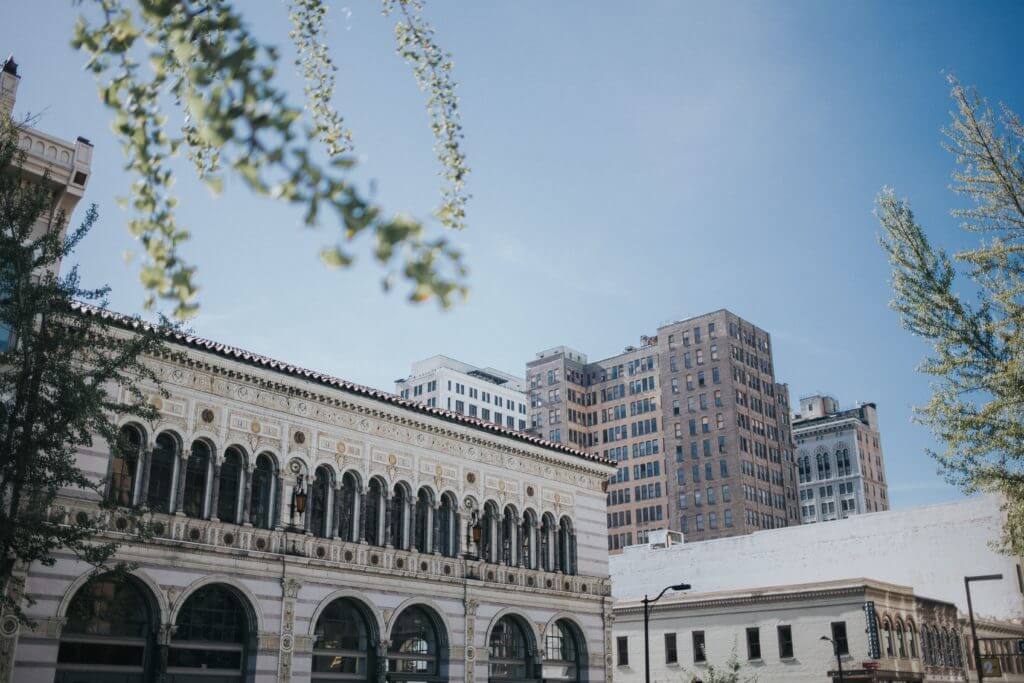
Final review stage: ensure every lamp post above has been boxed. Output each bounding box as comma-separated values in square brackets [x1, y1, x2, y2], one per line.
[965, 574, 1002, 682]
[642, 583, 691, 683]
[820, 635, 844, 683]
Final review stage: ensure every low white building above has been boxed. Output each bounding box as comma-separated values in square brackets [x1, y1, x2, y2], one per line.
[611, 495, 1022, 621]
[612, 579, 966, 683]
[396, 356, 529, 433]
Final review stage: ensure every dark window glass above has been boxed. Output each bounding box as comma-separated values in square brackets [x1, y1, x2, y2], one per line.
[388, 606, 441, 680]
[310, 467, 332, 538]
[831, 622, 849, 655]
[147, 432, 177, 513]
[181, 440, 211, 518]
[777, 625, 794, 658]
[365, 479, 383, 546]
[543, 620, 579, 682]
[250, 454, 275, 529]
[313, 598, 374, 681]
[57, 576, 153, 681]
[664, 633, 677, 664]
[746, 627, 761, 660]
[692, 631, 706, 663]
[170, 584, 248, 677]
[338, 473, 359, 542]
[110, 425, 143, 506]
[616, 636, 629, 666]
[216, 449, 242, 523]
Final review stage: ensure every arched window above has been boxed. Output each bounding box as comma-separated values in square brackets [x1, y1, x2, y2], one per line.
[895, 619, 906, 658]
[521, 510, 537, 570]
[816, 451, 831, 480]
[387, 606, 445, 682]
[835, 447, 852, 477]
[414, 488, 433, 553]
[182, 440, 211, 518]
[502, 506, 518, 566]
[169, 584, 251, 682]
[391, 484, 410, 550]
[483, 501, 500, 564]
[883, 618, 893, 657]
[313, 597, 376, 683]
[544, 620, 583, 683]
[365, 478, 385, 546]
[540, 514, 555, 572]
[147, 432, 178, 513]
[558, 517, 575, 575]
[217, 447, 244, 523]
[907, 621, 918, 659]
[797, 454, 811, 483]
[437, 493, 457, 557]
[489, 615, 537, 683]
[56, 575, 155, 682]
[250, 453, 276, 530]
[338, 472, 360, 542]
[109, 424, 144, 506]
[310, 466, 333, 538]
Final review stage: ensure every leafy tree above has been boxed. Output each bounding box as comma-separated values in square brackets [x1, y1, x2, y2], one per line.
[681, 646, 758, 683]
[877, 76, 1024, 553]
[0, 116, 176, 624]
[71, 0, 470, 318]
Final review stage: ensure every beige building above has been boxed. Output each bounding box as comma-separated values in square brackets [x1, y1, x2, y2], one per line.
[2, 307, 618, 683]
[525, 310, 799, 552]
[794, 394, 890, 522]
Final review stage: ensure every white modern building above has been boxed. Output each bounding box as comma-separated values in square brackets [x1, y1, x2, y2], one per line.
[613, 579, 966, 683]
[793, 393, 889, 524]
[396, 356, 529, 433]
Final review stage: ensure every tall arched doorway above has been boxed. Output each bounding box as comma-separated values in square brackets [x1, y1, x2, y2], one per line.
[168, 584, 253, 682]
[387, 605, 447, 683]
[55, 574, 157, 682]
[489, 615, 539, 683]
[312, 597, 377, 682]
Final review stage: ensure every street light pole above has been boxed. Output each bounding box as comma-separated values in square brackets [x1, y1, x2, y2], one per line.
[965, 574, 1003, 683]
[821, 635, 844, 683]
[642, 582, 691, 683]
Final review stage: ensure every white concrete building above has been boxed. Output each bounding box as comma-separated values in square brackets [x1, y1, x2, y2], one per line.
[612, 579, 966, 683]
[794, 394, 889, 523]
[610, 495, 1024, 681]
[396, 356, 529, 433]
[4, 308, 617, 683]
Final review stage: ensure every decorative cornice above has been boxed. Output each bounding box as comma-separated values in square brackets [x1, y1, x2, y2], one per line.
[70, 301, 614, 472]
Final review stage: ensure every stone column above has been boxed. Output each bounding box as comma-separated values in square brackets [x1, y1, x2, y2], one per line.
[382, 492, 393, 548]
[511, 516, 521, 566]
[172, 455, 188, 515]
[241, 466, 254, 525]
[274, 476, 285, 530]
[404, 497, 414, 551]
[209, 461, 222, 522]
[516, 519, 526, 567]
[333, 484, 344, 539]
[357, 488, 368, 543]
[431, 504, 441, 555]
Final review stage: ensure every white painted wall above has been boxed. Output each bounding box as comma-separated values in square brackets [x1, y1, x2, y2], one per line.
[611, 495, 1022, 621]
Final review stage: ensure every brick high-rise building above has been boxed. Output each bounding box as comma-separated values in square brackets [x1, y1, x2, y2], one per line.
[526, 310, 800, 552]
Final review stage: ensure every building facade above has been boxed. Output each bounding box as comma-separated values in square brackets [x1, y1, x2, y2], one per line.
[612, 579, 967, 683]
[3, 310, 617, 683]
[0, 56, 93, 351]
[793, 393, 890, 523]
[525, 310, 799, 553]
[396, 356, 528, 433]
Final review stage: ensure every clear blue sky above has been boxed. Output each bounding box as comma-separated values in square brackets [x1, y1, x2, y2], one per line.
[4, 1, 1023, 510]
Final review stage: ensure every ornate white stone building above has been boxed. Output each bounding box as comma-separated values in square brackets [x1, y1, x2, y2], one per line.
[2, 306, 616, 683]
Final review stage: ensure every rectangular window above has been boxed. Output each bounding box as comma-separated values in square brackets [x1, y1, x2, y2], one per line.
[830, 622, 849, 655]
[777, 625, 794, 659]
[664, 633, 677, 664]
[617, 636, 629, 666]
[746, 627, 761, 660]
[692, 631, 705, 663]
